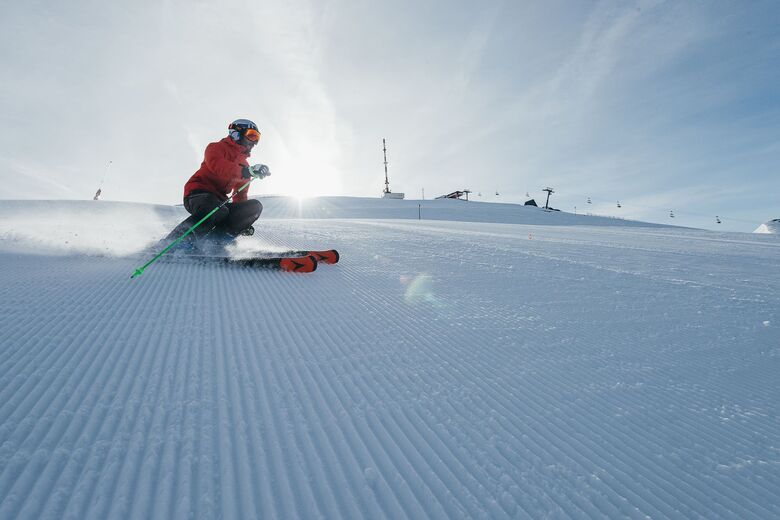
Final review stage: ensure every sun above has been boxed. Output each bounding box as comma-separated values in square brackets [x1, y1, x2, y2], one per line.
[265, 160, 341, 199]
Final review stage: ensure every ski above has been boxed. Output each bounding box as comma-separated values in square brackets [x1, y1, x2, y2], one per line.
[225, 249, 339, 272]
[163, 223, 340, 266]
[272, 249, 340, 264]
[228, 254, 318, 273]
[158, 251, 319, 273]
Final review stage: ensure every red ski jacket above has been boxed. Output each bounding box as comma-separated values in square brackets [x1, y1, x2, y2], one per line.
[184, 137, 251, 202]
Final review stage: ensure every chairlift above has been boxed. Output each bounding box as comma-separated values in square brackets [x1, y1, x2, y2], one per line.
[716, 216, 722, 224]
[587, 197, 592, 204]
[669, 210, 675, 218]
[495, 191, 500, 196]
[616, 201, 622, 208]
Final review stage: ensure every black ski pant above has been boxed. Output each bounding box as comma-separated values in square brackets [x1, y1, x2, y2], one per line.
[183, 191, 262, 235]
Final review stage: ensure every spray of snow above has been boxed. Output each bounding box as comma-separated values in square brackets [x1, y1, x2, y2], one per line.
[0, 200, 179, 256]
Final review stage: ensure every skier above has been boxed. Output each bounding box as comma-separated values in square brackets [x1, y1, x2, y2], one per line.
[171, 118, 270, 241]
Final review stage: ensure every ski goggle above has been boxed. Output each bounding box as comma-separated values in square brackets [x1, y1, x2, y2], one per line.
[244, 128, 261, 142]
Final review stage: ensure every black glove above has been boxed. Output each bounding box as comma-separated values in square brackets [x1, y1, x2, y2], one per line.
[250, 164, 271, 179]
[241, 165, 251, 179]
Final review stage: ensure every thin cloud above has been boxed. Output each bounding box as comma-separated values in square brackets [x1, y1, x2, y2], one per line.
[0, 1, 776, 230]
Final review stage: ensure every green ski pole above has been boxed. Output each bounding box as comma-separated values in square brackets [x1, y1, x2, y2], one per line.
[131, 177, 254, 279]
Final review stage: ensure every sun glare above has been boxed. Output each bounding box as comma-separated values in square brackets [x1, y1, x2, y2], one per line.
[270, 163, 340, 199]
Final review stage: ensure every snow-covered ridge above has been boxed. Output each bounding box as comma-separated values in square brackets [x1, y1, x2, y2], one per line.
[258, 195, 673, 227]
[1, 198, 778, 519]
[754, 218, 780, 234]
[0, 197, 672, 257]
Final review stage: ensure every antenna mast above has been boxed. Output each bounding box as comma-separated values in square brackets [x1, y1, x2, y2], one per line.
[383, 138, 390, 195]
[380, 138, 405, 199]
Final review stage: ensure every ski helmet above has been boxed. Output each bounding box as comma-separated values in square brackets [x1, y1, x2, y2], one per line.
[228, 119, 261, 143]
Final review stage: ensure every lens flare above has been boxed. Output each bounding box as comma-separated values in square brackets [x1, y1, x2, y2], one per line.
[403, 274, 437, 305]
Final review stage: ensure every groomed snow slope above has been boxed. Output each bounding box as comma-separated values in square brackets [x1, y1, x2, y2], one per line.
[1, 198, 779, 519]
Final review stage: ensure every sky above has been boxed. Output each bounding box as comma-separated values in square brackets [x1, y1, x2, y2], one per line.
[1, 0, 778, 232]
